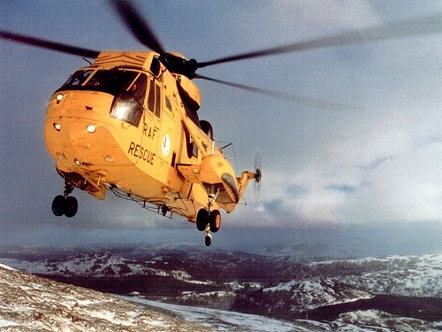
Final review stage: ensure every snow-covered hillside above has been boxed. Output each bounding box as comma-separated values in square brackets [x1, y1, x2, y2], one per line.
[263, 278, 373, 310]
[0, 263, 439, 332]
[2, 249, 440, 300]
[310, 253, 442, 297]
[260, 253, 442, 312]
[1, 247, 441, 331]
[1, 251, 179, 278]
[0, 263, 213, 331]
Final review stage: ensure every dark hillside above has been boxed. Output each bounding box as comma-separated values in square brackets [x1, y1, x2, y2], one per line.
[307, 295, 442, 322]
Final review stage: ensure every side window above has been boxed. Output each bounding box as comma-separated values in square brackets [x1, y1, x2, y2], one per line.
[184, 127, 198, 159]
[147, 80, 161, 117]
[150, 57, 161, 76]
[128, 74, 147, 105]
[109, 73, 148, 127]
[165, 96, 172, 112]
[155, 85, 161, 117]
[109, 93, 143, 126]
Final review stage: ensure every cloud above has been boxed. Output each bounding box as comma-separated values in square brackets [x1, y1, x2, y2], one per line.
[227, 0, 380, 47]
[249, 132, 442, 227]
[0, 0, 440, 248]
[346, 140, 442, 222]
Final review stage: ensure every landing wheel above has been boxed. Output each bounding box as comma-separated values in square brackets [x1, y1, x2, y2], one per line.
[64, 196, 78, 218]
[52, 195, 66, 216]
[209, 210, 221, 233]
[51, 195, 78, 218]
[205, 235, 212, 247]
[197, 209, 219, 246]
[196, 209, 208, 231]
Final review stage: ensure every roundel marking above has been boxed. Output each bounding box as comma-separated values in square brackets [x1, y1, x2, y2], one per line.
[162, 134, 171, 157]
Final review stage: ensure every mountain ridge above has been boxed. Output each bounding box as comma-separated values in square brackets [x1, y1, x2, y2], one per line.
[1, 246, 441, 331]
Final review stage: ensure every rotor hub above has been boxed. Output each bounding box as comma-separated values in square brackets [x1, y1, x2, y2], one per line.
[159, 53, 198, 78]
[254, 168, 262, 183]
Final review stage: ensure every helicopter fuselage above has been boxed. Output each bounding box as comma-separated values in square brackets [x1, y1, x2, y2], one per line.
[44, 51, 254, 225]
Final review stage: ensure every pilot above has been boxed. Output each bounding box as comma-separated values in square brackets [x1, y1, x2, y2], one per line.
[129, 82, 138, 92]
[86, 77, 100, 86]
[129, 76, 147, 103]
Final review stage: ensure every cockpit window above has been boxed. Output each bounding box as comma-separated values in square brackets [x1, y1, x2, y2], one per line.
[62, 70, 94, 87]
[109, 92, 143, 126]
[84, 69, 138, 92]
[59, 68, 149, 127]
[108, 72, 148, 127]
[60, 68, 140, 96]
[128, 74, 147, 105]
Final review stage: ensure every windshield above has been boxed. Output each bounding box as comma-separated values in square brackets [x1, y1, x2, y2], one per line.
[59, 68, 148, 127]
[109, 74, 147, 127]
[62, 69, 94, 86]
[59, 68, 141, 96]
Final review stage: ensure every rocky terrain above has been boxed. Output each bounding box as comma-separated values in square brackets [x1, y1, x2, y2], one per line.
[0, 245, 441, 331]
[0, 263, 211, 331]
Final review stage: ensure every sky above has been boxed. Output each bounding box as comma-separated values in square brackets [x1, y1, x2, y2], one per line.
[0, 0, 441, 255]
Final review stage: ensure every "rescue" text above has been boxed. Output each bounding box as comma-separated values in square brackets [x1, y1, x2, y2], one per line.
[128, 141, 155, 165]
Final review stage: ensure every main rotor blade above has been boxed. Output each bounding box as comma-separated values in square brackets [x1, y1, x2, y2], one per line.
[108, 0, 166, 54]
[198, 14, 441, 68]
[195, 74, 361, 111]
[0, 30, 100, 58]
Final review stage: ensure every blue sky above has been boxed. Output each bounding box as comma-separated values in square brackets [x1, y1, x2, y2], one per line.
[0, 0, 441, 253]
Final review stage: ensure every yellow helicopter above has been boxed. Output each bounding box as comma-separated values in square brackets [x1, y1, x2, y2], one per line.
[0, 1, 440, 246]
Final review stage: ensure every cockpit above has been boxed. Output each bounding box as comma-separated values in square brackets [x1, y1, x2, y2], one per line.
[58, 67, 149, 127]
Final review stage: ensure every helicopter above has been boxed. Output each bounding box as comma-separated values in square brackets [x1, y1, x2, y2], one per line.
[0, 1, 440, 246]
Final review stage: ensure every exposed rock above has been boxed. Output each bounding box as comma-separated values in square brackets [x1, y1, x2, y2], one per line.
[0, 264, 213, 332]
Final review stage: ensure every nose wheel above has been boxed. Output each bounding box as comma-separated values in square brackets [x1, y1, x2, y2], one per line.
[51, 183, 78, 218]
[52, 195, 78, 218]
[196, 209, 221, 246]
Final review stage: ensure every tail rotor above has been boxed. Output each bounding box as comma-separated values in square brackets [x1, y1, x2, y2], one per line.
[251, 148, 262, 204]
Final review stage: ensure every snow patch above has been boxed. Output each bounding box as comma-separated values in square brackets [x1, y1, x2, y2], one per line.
[0, 263, 16, 271]
[0, 319, 18, 327]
